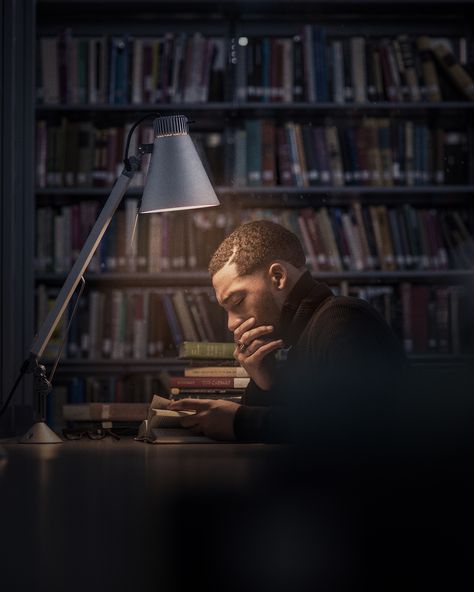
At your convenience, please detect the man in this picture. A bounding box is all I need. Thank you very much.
[165,220,474,591]
[169,219,407,442]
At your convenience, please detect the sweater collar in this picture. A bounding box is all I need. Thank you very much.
[279,271,333,346]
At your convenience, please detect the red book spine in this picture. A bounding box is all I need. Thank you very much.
[411,285,429,353]
[169,376,249,389]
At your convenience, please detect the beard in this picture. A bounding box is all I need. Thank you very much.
[253,289,282,340]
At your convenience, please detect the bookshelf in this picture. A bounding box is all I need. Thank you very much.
[30,0,474,416]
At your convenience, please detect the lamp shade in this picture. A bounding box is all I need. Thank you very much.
[140,115,220,213]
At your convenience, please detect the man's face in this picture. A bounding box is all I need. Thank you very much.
[212,262,282,337]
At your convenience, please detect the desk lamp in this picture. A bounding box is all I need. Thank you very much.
[1,114,219,443]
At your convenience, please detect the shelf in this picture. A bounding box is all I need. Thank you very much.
[36,101,474,114]
[314,270,474,283]
[35,185,474,197]
[44,358,190,375]
[43,353,474,375]
[35,270,474,286]
[35,185,474,209]
[36,271,213,286]
[218,186,474,194]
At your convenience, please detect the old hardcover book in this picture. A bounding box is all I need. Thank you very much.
[261,119,277,185]
[431,40,474,100]
[136,395,217,444]
[325,125,344,187]
[169,376,250,389]
[416,36,442,101]
[376,205,396,271]
[63,402,149,422]
[319,207,343,271]
[331,40,345,103]
[246,119,262,186]
[350,37,367,103]
[341,211,364,271]
[297,211,318,271]
[170,388,245,399]
[400,282,413,354]
[351,201,374,269]
[172,290,199,342]
[411,285,429,352]
[276,126,293,185]
[364,118,384,186]
[179,341,236,359]
[397,34,421,101]
[184,366,248,378]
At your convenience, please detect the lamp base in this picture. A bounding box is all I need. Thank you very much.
[18,421,63,444]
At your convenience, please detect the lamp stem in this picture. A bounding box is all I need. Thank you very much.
[29,165,138,361]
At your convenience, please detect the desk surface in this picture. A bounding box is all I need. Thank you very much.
[1,435,472,591]
[0,439,293,592]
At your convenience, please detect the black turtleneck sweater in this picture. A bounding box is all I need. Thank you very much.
[233,271,407,443]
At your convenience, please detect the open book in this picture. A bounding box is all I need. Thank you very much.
[136,394,217,444]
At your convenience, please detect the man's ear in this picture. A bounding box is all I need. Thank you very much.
[268,262,287,290]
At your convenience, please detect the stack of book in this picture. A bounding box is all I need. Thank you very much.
[171,341,249,401]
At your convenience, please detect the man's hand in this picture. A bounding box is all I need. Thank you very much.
[233,317,283,391]
[168,398,240,441]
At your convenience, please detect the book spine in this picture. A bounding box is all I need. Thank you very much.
[431,40,474,100]
[397,34,421,102]
[178,341,236,359]
[416,36,442,101]
[351,37,367,103]
[400,282,413,354]
[246,119,262,186]
[184,366,249,378]
[170,388,245,397]
[162,292,184,348]
[63,402,149,422]
[169,377,250,389]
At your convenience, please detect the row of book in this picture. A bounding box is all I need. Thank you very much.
[343,283,471,356]
[295,31,474,104]
[38,280,472,365]
[267,205,474,272]
[226,119,469,188]
[37,30,474,105]
[173,283,472,356]
[38,31,229,105]
[48,360,248,428]
[35,203,474,274]
[35,205,229,274]
[35,118,154,189]
[51,297,473,425]
[50,299,474,426]
[38,285,229,360]
[47,374,162,428]
[35,118,470,190]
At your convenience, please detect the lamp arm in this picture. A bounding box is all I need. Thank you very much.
[29,163,139,364]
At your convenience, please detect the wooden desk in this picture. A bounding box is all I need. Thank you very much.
[1,432,472,591]
[0,439,292,592]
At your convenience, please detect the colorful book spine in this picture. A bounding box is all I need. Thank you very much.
[184,366,249,378]
[169,376,250,389]
[178,341,236,359]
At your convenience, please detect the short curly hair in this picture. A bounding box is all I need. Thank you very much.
[208,220,306,277]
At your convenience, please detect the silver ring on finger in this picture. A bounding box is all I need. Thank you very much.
[237,340,247,353]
